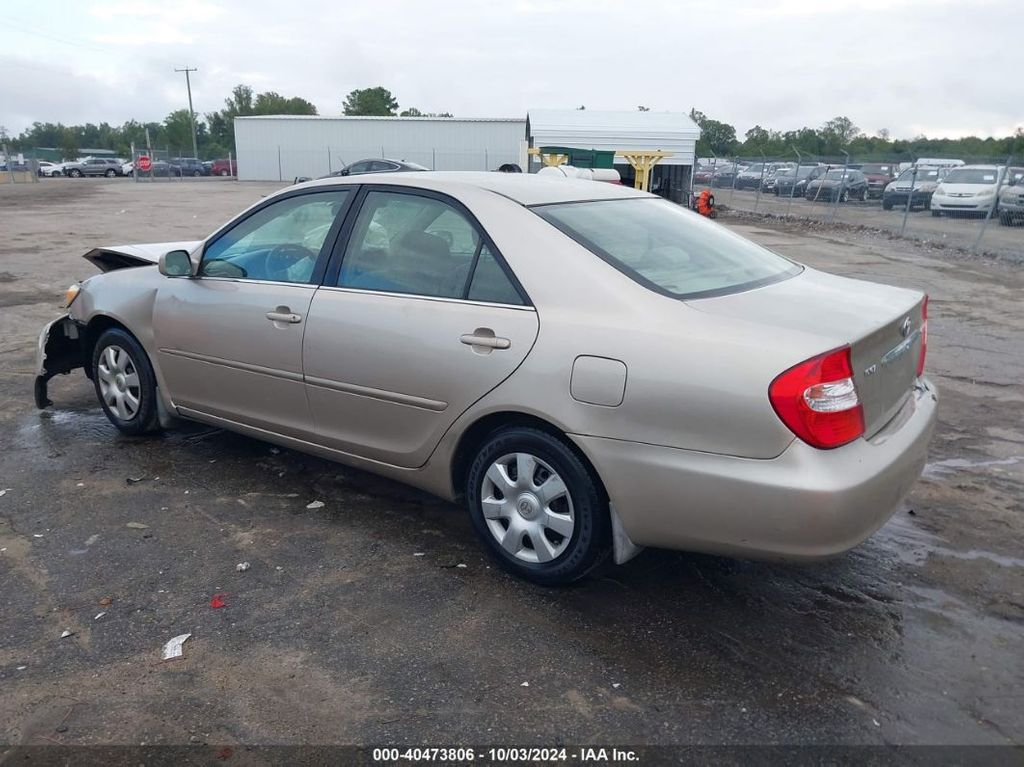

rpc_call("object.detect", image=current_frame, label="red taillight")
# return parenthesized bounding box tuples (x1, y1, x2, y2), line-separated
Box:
(916, 295, 928, 377)
(769, 346, 865, 450)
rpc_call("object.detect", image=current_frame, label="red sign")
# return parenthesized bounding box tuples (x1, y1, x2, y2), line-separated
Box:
(137, 155, 152, 172)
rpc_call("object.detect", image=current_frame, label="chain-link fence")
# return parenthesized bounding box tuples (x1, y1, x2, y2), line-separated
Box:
(692, 153, 1023, 259)
(237, 145, 522, 183)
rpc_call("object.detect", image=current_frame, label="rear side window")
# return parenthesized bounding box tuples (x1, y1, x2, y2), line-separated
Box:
(338, 190, 525, 305)
(536, 198, 801, 300)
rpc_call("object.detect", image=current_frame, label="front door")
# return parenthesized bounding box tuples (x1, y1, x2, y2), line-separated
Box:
(153, 189, 352, 439)
(303, 188, 539, 468)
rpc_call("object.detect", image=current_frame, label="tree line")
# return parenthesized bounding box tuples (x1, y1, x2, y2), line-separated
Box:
(1, 84, 449, 161)
(690, 109, 1024, 162)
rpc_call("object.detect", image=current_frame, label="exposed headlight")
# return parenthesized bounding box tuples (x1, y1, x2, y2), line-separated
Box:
(64, 283, 81, 308)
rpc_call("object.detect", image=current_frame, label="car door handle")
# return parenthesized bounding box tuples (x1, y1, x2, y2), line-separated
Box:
(266, 308, 302, 324)
(460, 330, 511, 351)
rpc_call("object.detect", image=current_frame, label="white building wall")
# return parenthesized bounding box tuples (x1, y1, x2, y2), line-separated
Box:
(234, 116, 526, 181)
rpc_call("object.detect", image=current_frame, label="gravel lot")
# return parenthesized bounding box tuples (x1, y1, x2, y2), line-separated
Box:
(711, 186, 1023, 261)
(0, 180, 1022, 749)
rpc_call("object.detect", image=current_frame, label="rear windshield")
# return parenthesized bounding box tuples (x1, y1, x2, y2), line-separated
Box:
(535, 198, 801, 300)
(860, 164, 892, 173)
(943, 168, 998, 184)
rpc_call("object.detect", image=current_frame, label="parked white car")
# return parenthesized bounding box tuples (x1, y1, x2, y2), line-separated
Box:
(930, 165, 1004, 217)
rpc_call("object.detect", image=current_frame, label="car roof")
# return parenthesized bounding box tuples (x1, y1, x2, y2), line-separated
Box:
(294, 171, 651, 206)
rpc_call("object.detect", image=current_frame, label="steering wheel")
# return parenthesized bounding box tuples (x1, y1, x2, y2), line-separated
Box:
(265, 243, 317, 279)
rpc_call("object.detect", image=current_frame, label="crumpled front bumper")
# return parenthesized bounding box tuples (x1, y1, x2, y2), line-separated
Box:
(34, 315, 87, 408)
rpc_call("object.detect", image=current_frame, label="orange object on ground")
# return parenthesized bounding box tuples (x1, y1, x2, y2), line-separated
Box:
(696, 189, 716, 218)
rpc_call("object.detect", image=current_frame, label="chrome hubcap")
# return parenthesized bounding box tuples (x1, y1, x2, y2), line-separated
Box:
(97, 345, 141, 420)
(480, 452, 574, 564)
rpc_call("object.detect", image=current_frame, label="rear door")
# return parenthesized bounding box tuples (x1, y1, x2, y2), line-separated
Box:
(303, 186, 539, 468)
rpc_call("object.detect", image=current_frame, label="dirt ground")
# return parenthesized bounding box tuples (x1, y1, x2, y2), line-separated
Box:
(711, 186, 1023, 261)
(0, 179, 1022, 749)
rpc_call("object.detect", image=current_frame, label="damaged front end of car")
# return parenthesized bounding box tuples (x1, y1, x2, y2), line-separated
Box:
(34, 314, 88, 409)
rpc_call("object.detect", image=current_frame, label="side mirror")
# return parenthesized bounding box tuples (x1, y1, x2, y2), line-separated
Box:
(159, 249, 194, 277)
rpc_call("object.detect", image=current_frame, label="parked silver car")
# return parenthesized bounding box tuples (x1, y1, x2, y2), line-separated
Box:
(62, 157, 124, 178)
(35, 173, 936, 584)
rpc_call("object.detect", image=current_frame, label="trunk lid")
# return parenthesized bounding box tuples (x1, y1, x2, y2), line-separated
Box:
(689, 268, 925, 438)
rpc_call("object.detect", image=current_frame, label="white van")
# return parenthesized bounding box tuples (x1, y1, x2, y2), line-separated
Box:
(915, 158, 965, 169)
(930, 165, 1003, 217)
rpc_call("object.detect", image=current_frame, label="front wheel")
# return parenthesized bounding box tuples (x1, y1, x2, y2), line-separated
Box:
(92, 328, 160, 435)
(219, 169, 229, 176)
(69, 169, 82, 178)
(105, 168, 116, 177)
(466, 427, 611, 585)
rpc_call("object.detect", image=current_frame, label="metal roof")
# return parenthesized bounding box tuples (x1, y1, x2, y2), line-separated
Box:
(234, 115, 524, 123)
(527, 109, 700, 166)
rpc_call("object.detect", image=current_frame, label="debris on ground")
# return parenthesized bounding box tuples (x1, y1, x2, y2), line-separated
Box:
(85, 534, 100, 546)
(413, 552, 425, 557)
(98, 596, 112, 607)
(306, 500, 324, 510)
(59, 629, 74, 639)
(209, 593, 228, 609)
(161, 633, 191, 660)
(126, 522, 149, 530)
(0, 488, 11, 497)
(94, 612, 106, 621)
(126, 476, 146, 485)
(235, 562, 251, 572)
(520, 681, 529, 687)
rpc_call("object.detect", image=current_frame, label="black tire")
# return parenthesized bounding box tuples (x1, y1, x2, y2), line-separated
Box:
(882, 199, 893, 210)
(91, 328, 160, 436)
(105, 168, 116, 177)
(219, 169, 229, 176)
(193, 170, 202, 177)
(840, 189, 849, 203)
(69, 168, 82, 178)
(465, 427, 611, 585)
(860, 187, 869, 202)
(931, 210, 941, 217)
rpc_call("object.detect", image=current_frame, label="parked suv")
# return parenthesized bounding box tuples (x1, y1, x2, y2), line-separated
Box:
(171, 157, 207, 177)
(859, 163, 897, 199)
(63, 157, 124, 178)
(211, 158, 237, 177)
(804, 168, 870, 202)
(881, 167, 947, 211)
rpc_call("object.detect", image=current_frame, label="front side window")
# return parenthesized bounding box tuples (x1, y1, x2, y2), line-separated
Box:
(536, 198, 801, 300)
(200, 191, 349, 283)
(338, 190, 523, 304)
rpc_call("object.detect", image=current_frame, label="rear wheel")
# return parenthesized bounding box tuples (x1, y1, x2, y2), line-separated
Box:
(104, 168, 116, 177)
(193, 170, 202, 177)
(860, 187, 869, 201)
(219, 169, 229, 176)
(92, 328, 160, 436)
(69, 168, 82, 178)
(840, 189, 849, 203)
(466, 427, 610, 585)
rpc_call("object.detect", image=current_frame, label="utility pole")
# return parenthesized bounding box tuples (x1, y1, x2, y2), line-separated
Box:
(174, 66, 199, 159)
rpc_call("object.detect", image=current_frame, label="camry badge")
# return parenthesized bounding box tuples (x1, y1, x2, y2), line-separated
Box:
(899, 317, 912, 338)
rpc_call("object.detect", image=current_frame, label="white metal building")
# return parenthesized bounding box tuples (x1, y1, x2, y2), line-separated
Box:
(526, 109, 701, 202)
(234, 115, 527, 181)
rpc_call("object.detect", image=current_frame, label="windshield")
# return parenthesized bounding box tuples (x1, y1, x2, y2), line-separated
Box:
(860, 164, 892, 174)
(823, 170, 852, 180)
(535, 198, 801, 300)
(899, 168, 941, 183)
(943, 168, 999, 184)
(743, 163, 764, 173)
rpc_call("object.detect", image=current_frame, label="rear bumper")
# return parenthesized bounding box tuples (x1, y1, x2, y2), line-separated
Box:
(571, 378, 938, 561)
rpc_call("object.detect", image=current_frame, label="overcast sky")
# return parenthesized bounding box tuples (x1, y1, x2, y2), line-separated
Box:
(1, 0, 1020, 140)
